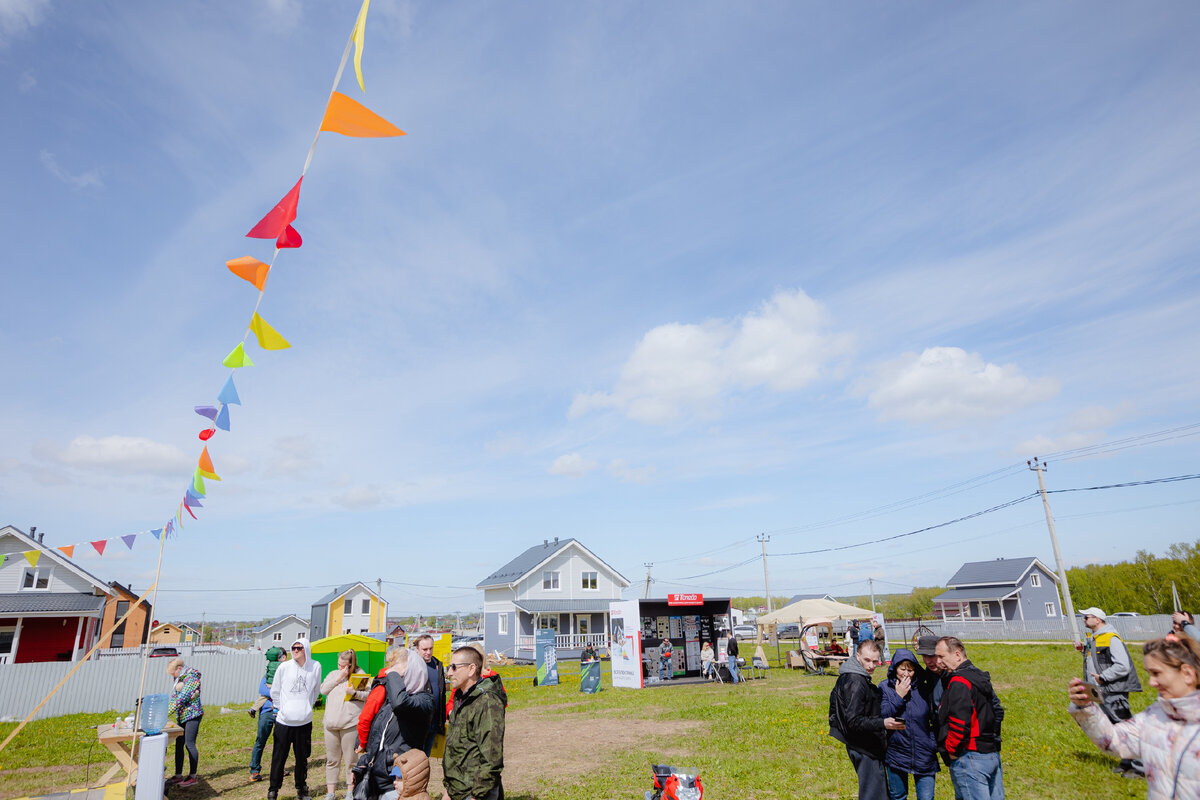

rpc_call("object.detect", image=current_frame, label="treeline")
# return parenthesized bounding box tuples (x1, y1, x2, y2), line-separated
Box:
(1066, 539, 1199, 615)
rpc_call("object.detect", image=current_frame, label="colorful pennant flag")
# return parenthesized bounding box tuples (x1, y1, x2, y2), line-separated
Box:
(226, 256, 271, 291)
(121, 535, 137, 550)
(151, 528, 163, 540)
(185, 489, 204, 507)
(320, 92, 404, 138)
(198, 447, 221, 481)
(351, 0, 371, 92)
(250, 312, 292, 350)
(222, 343, 254, 368)
(58, 545, 75, 558)
(246, 177, 303, 249)
(218, 375, 241, 406)
(215, 405, 231, 432)
(0, 554, 5, 568)
(183, 503, 198, 520)
(91, 540, 107, 556)
(193, 470, 206, 496)
(195, 405, 219, 421)
(199, 428, 215, 441)
(24, 550, 40, 567)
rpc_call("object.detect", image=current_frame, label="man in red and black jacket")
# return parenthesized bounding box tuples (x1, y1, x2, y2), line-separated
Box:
(934, 637, 1005, 800)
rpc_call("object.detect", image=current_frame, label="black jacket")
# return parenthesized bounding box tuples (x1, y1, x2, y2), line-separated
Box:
(425, 656, 447, 735)
(384, 672, 434, 752)
(937, 659, 1002, 759)
(828, 655, 887, 760)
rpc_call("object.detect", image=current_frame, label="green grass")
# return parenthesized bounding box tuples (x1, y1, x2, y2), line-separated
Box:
(0, 644, 1153, 799)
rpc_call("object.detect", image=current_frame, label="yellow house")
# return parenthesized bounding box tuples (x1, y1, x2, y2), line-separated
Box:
(309, 582, 387, 641)
(148, 622, 199, 644)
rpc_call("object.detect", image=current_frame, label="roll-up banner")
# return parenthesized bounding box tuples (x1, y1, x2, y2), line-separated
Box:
(609, 600, 644, 689)
(535, 629, 559, 686)
(580, 660, 602, 694)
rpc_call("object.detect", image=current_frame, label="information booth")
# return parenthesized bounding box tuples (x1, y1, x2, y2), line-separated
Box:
(637, 595, 732, 680)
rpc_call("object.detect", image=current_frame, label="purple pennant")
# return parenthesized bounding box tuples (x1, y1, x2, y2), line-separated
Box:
(185, 489, 203, 508)
(194, 405, 219, 421)
(122, 534, 137, 550)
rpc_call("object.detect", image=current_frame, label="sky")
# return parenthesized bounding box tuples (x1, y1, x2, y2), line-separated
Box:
(2, 1, 1199, 622)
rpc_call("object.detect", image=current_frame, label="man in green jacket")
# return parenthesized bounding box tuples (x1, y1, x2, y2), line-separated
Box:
(444, 646, 506, 800)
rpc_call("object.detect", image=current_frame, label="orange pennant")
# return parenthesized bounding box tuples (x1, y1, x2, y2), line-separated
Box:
(58, 545, 75, 558)
(320, 92, 405, 138)
(199, 446, 216, 474)
(226, 256, 271, 291)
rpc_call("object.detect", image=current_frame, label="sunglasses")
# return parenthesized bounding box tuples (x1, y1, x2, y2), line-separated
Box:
(446, 662, 472, 672)
(291, 645, 304, 651)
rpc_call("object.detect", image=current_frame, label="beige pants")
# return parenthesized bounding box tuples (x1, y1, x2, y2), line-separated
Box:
(324, 726, 359, 787)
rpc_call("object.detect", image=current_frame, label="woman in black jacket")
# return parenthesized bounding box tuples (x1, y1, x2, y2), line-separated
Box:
(352, 648, 433, 799)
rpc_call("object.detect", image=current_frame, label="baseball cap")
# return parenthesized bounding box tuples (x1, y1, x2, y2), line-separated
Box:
(1079, 607, 1106, 621)
(915, 636, 938, 655)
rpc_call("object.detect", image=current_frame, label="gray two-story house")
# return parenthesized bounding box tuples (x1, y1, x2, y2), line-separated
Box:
(477, 538, 630, 660)
(932, 557, 1061, 621)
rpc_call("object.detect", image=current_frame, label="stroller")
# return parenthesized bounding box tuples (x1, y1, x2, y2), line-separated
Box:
(645, 763, 703, 800)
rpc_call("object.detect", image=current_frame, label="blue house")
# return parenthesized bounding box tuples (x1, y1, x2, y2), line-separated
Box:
(477, 538, 630, 660)
(933, 557, 1061, 622)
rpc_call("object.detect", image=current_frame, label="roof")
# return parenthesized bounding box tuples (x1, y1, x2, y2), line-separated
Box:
(945, 557, 1057, 588)
(513, 599, 620, 614)
(0, 525, 117, 598)
(0, 592, 106, 615)
(476, 539, 631, 589)
(757, 597, 875, 625)
(311, 582, 384, 608)
(251, 614, 309, 634)
(932, 587, 1022, 604)
(787, 593, 835, 605)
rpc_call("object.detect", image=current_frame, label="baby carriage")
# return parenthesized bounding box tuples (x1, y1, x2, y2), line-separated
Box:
(644, 763, 703, 800)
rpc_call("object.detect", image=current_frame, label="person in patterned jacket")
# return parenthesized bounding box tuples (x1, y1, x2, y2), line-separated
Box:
(443, 646, 506, 800)
(166, 657, 204, 787)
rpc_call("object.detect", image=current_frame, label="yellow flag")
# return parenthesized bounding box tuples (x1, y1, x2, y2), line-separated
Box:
(223, 342, 255, 368)
(351, 0, 371, 92)
(24, 550, 40, 567)
(250, 313, 292, 350)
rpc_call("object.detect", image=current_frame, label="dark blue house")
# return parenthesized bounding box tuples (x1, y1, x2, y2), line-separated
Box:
(932, 557, 1061, 622)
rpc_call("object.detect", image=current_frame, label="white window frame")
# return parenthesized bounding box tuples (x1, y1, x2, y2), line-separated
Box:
(20, 566, 52, 591)
(343, 598, 353, 614)
(273, 632, 283, 642)
(1045, 602, 1056, 617)
(297, 631, 306, 639)
(1030, 573, 1041, 588)
(581, 571, 598, 591)
(542, 571, 560, 590)
(538, 615, 558, 631)
(498, 614, 508, 636)
(361, 599, 371, 615)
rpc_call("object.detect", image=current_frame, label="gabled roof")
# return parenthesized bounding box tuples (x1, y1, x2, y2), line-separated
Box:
(476, 539, 630, 589)
(0, 525, 117, 598)
(311, 582, 384, 608)
(945, 557, 1058, 588)
(788, 593, 835, 605)
(0, 592, 106, 615)
(252, 614, 309, 634)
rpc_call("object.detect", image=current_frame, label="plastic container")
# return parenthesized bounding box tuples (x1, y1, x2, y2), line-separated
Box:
(141, 693, 169, 735)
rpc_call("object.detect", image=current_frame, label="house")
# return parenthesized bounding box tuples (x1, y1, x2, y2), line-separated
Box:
(148, 622, 200, 645)
(251, 614, 310, 650)
(0, 524, 122, 663)
(786, 593, 836, 605)
(96, 581, 153, 649)
(932, 557, 1062, 622)
(310, 583, 387, 641)
(477, 538, 631, 659)
(384, 623, 406, 646)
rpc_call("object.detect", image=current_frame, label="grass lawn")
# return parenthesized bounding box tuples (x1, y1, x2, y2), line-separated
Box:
(0, 643, 1152, 799)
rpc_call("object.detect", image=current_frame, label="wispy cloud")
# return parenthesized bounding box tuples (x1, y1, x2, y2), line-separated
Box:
(0, 0, 50, 46)
(17, 70, 36, 92)
(39, 150, 102, 189)
(607, 459, 655, 484)
(32, 434, 190, 476)
(548, 453, 597, 478)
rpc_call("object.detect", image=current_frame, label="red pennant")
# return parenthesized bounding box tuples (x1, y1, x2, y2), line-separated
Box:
(246, 177, 303, 249)
(199, 428, 215, 441)
(91, 540, 107, 556)
(183, 503, 198, 520)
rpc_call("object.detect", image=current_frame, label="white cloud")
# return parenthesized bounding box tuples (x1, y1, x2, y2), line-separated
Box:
(607, 459, 655, 484)
(332, 485, 387, 510)
(860, 346, 1058, 425)
(548, 452, 598, 478)
(1013, 402, 1134, 455)
(265, 436, 315, 478)
(571, 288, 850, 424)
(35, 435, 190, 476)
(0, 0, 49, 45)
(39, 150, 102, 189)
(17, 70, 35, 92)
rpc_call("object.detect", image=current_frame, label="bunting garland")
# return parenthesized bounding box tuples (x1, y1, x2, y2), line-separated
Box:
(0, 0, 402, 572)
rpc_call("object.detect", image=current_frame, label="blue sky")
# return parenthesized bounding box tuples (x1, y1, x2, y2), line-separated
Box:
(2, 1, 1199, 621)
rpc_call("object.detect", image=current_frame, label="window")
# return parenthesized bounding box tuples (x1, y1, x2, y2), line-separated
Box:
(273, 632, 283, 642)
(111, 601, 129, 648)
(345, 628, 352, 634)
(542, 571, 560, 590)
(1030, 573, 1041, 588)
(1045, 602, 1056, 617)
(360, 628, 368, 634)
(581, 571, 598, 590)
(538, 616, 558, 631)
(20, 567, 51, 591)
(361, 599, 370, 615)
(344, 599, 353, 614)
(297, 632, 306, 639)
(498, 614, 508, 635)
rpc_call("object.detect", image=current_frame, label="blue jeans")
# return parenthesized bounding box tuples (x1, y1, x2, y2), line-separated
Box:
(659, 657, 672, 680)
(250, 707, 276, 773)
(886, 767, 935, 800)
(728, 659, 741, 683)
(948, 752, 1004, 800)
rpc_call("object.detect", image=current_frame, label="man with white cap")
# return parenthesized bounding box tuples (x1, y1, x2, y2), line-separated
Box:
(1076, 607, 1143, 777)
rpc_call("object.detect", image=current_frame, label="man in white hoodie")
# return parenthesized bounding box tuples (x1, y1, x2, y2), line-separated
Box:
(269, 638, 323, 800)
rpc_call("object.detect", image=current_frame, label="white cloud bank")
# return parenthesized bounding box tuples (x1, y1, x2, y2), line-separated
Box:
(860, 346, 1058, 424)
(571, 288, 851, 424)
(0, 0, 50, 45)
(35, 434, 191, 476)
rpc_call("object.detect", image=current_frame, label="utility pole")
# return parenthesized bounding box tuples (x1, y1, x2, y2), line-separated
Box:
(1029, 458, 1082, 644)
(869, 578, 876, 615)
(758, 534, 773, 612)
(642, 563, 653, 599)
(200, 612, 206, 644)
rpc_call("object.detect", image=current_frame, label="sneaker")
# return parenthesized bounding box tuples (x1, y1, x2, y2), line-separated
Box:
(323, 793, 337, 800)
(297, 792, 312, 800)
(178, 777, 199, 788)
(249, 773, 262, 783)
(165, 776, 184, 785)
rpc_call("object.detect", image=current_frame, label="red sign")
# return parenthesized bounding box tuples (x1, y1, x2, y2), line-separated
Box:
(667, 593, 704, 606)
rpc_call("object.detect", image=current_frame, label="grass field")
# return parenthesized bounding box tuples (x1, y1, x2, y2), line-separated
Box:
(0, 643, 1153, 799)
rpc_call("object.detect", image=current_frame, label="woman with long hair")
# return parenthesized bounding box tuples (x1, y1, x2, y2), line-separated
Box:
(321, 648, 369, 800)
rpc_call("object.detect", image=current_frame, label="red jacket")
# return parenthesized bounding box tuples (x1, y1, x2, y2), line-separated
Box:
(357, 668, 390, 748)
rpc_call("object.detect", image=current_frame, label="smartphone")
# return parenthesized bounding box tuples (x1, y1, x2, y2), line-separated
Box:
(1081, 681, 1104, 703)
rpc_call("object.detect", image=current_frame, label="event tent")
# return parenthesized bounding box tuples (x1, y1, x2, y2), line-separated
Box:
(755, 597, 875, 626)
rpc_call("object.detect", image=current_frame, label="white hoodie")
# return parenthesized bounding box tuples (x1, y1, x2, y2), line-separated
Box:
(270, 638, 322, 726)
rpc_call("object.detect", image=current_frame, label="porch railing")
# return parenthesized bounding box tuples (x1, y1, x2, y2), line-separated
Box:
(515, 632, 608, 651)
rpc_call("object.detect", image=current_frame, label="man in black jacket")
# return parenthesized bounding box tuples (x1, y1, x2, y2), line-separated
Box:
(828, 639, 905, 799)
(935, 637, 1004, 800)
(414, 635, 447, 757)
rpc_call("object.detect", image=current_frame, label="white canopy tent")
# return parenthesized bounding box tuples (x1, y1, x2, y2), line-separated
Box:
(755, 597, 875, 626)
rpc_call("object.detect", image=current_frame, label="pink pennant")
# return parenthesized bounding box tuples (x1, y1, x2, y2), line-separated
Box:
(91, 540, 107, 556)
(246, 177, 303, 249)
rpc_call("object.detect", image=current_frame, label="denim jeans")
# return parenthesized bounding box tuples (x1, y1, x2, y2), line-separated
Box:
(948, 752, 1004, 800)
(885, 767, 935, 800)
(728, 659, 741, 683)
(250, 708, 276, 773)
(846, 749, 887, 800)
